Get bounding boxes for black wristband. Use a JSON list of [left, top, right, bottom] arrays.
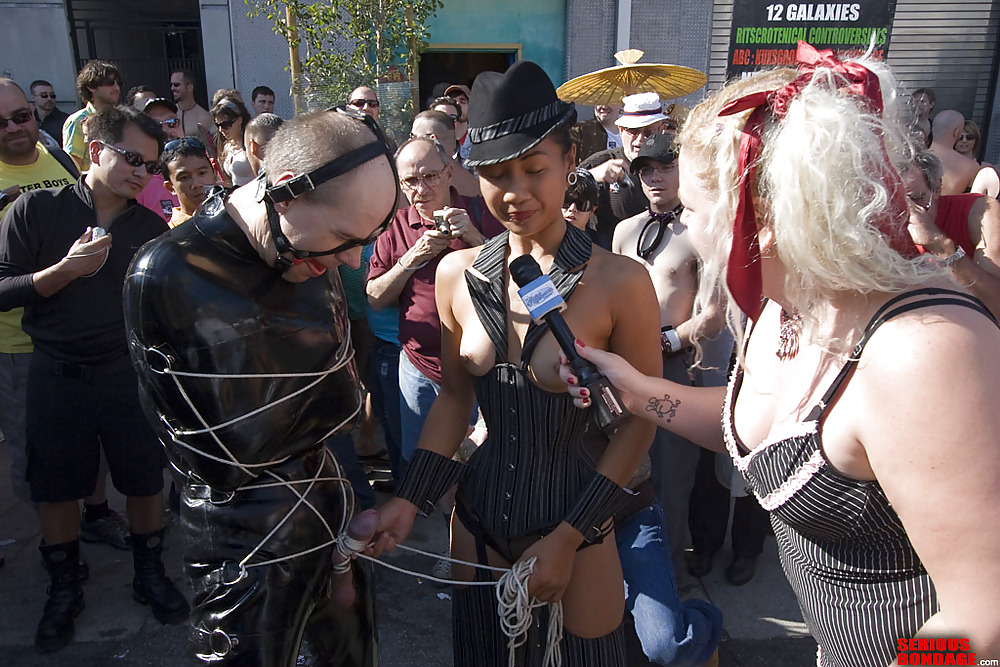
[[396, 449, 466, 516], [563, 472, 632, 544]]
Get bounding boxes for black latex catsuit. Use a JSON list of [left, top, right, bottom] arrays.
[[122, 190, 376, 666], [452, 223, 626, 666]]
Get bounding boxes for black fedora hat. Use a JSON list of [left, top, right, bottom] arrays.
[[466, 61, 576, 167]]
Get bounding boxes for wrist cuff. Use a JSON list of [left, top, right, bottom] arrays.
[[660, 326, 683, 354], [396, 449, 465, 515], [563, 473, 632, 544]]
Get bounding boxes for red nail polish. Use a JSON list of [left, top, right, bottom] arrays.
[[580, 388, 590, 397], [575, 338, 586, 348], [567, 376, 576, 385]]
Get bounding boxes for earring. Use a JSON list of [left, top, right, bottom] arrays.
[[567, 171, 578, 186]]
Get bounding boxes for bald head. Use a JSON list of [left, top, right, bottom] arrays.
[[0, 78, 39, 164], [411, 110, 457, 154], [264, 109, 391, 205], [932, 110, 965, 144], [347, 86, 379, 120]]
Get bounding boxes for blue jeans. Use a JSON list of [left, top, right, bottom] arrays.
[[370, 337, 403, 483], [617, 501, 723, 666], [398, 351, 440, 464], [326, 434, 376, 510]]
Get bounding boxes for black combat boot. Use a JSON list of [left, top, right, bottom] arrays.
[[131, 529, 189, 624], [35, 540, 85, 653]]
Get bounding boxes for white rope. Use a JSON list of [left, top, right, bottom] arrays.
[[344, 547, 563, 663], [496, 556, 563, 667]]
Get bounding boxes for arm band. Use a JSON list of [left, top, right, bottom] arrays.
[[396, 448, 466, 516], [563, 472, 632, 544]]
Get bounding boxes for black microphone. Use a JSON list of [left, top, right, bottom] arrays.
[[509, 254, 628, 434]]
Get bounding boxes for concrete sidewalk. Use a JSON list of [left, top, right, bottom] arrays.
[[0, 440, 816, 666]]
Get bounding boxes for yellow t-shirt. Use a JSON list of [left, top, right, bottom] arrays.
[[0, 143, 76, 353]]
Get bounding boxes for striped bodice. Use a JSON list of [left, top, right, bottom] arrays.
[[723, 289, 994, 667], [460, 225, 599, 539]]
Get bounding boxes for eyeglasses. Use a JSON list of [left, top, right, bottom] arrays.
[[637, 164, 677, 182], [169, 82, 183, 88], [100, 142, 162, 175], [164, 137, 206, 152], [0, 111, 34, 130], [562, 197, 594, 212], [907, 189, 935, 211], [400, 170, 444, 190], [215, 119, 236, 131], [348, 99, 380, 109], [37, 93, 57, 99], [264, 106, 398, 264], [958, 133, 976, 142], [158, 118, 180, 129]]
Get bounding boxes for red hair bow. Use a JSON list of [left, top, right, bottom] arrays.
[[716, 41, 915, 321]]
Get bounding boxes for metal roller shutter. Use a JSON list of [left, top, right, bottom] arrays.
[[709, 1, 998, 117], [886, 0, 999, 123]]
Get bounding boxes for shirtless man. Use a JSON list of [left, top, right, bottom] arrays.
[[611, 134, 725, 566], [904, 150, 1000, 320], [930, 110, 981, 195]]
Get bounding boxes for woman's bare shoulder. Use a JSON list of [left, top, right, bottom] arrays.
[[855, 292, 1000, 417], [436, 245, 482, 278]]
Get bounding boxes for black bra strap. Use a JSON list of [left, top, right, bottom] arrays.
[[805, 288, 995, 421]]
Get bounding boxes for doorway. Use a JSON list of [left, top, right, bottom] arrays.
[[66, 0, 207, 107], [418, 48, 519, 109]]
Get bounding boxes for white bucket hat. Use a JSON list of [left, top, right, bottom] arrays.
[[615, 92, 668, 129]]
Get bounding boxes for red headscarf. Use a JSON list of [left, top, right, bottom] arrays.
[[716, 41, 917, 321]]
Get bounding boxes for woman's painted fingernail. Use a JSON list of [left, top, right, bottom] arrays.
[[567, 376, 576, 385], [575, 338, 586, 348], [582, 398, 591, 407], [580, 388, 590, 397]]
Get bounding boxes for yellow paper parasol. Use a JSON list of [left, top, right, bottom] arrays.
[[556, 50, 707, 106]]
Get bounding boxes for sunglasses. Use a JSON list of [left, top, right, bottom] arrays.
[[37, 93, 57, 99], [164, 137, 206, 152], [958, 133, 976, 142], [158, 118, 181, 129], [100, 142, 162, 175], [348, 99, 380, 109], [215, 118, 236, 131], [0, 110, 34, 130], [562, 197, 594, 212]]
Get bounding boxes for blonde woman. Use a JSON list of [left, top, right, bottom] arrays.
[[561, 43, 1000, 666]]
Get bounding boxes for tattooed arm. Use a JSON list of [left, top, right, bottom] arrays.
[[558, 340, 728, 453]]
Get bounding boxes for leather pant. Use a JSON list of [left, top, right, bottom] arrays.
[[182, 447, 376, 666]]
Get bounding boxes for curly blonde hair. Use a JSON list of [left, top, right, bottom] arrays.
[[677, 58, 941, 348]]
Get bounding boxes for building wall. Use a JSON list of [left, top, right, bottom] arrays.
[[427, 0, 566, 89], [224, 1, 298, 119], [0, 1, 78, 112], [564, 0, 714, 119]]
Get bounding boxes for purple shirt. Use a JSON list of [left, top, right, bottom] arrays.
[[369, 190, 504, 384]]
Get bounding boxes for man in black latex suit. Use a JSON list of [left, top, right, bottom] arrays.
[[122, 108, 399, 666]]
